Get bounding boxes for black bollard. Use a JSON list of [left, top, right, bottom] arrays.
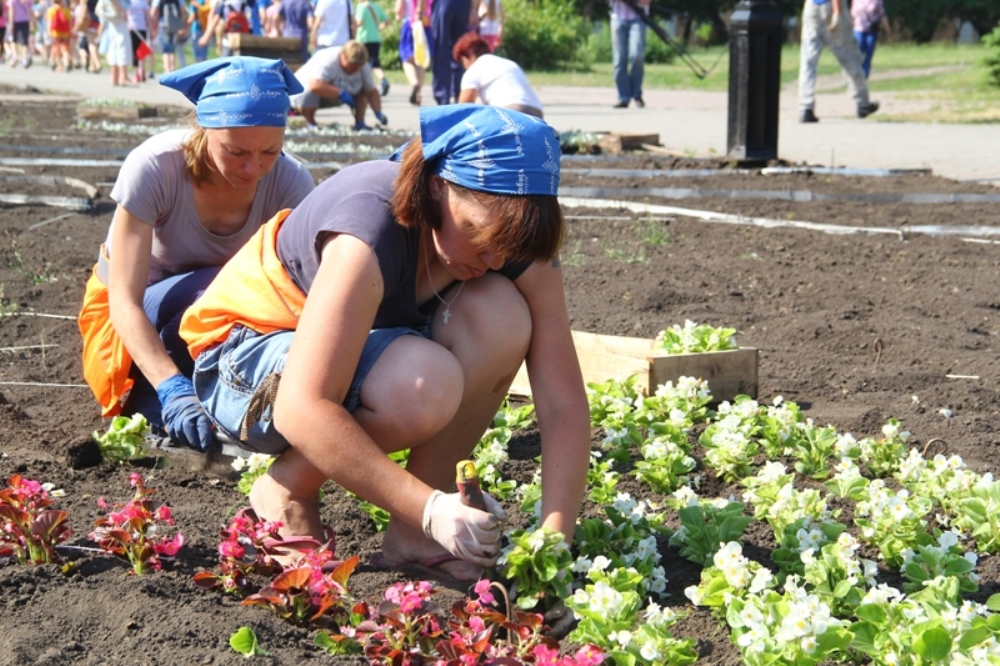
[[726, 0, 782, 163]]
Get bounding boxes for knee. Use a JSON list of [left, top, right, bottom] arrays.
[[393, 346, 464, 438], [459, 274, 531, 364]]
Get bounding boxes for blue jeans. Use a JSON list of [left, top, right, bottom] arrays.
[[854, 30, 878, 79], [612, 17, 646, 103], [123, 267, 221, 430], [192, 324, 427, 454]]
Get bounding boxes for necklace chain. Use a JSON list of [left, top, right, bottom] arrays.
[[423, 238, 465, 324]]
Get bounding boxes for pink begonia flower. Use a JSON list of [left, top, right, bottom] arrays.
[[574, 645, 605, 665], [459, 654, 477, 666], [128, 472, 143, 487], [533, 644, 560, 666], [468, 615, 486, 633], [399, 591, 424, 614], [219, 540, 245, 559], [154, 505, 174, 524], [97, 496, 109, 510], [474, 579, 495, 605], [154, 532, 184, 557]]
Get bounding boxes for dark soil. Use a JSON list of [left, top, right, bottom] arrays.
[[1, 88, 999, 666]]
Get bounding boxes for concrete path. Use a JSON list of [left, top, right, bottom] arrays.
[[1, 62, 997, 185]]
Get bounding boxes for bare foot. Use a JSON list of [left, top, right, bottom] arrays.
[[248, 472, 325, 541]]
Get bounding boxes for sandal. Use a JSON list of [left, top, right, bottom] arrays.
[[369, 550, 482, 590]]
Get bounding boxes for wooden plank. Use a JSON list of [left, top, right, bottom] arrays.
[[509, 331, 758, 403], [226, 34, 306, 69], [598, 132, 660, 155], [77, 105, 158, 120]]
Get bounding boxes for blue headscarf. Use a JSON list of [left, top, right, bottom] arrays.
[[159, 57, 303, 128], [419, 104, 560, 196]]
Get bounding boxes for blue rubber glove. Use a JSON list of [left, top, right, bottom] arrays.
[[338, 89, 355, 107], [374, 110, 388, 125], [156, 374, 214, 451]]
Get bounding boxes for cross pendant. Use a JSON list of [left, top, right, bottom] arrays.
[[442, 306, 452, 324]]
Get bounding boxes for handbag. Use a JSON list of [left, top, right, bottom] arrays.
[[411, 18, 430, 68]]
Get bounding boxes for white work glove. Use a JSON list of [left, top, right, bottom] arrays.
[[421, 489, 506, 567]]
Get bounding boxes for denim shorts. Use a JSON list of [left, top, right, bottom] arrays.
[[193, 323, 427, 454]]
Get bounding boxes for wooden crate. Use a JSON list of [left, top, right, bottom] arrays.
[[509, 331, 758, 403], [226, 34, 306, 70]]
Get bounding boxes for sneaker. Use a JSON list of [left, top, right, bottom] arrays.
[[353, 122, 373, 131], [613, 100, 629, 109], [380, 77, 390, 97], [799, 109, 819, 123], [305, 122, 319, 133], [634, 96, 645, 108], [857, 101, 879, 118]]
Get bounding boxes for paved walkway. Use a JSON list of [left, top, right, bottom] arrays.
[[2, 63, 997, 185]]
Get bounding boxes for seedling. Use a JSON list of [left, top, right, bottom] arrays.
[[89, 473, 184, 574], [229, 626, 269, 657], [0, 474, 72, 565], [93, 413, 150, 463]]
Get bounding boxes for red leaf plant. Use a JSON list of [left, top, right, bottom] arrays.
[[242, 552, 361, 626], [193, 509, 287, 596], [320, 578, 605, 665], [89, 472, 184, 575], [0, 473, 72, 565]]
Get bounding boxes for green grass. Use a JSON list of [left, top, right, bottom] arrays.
[[525, 42, 999, 123]]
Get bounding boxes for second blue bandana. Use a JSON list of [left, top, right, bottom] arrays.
[[420, 104, 560, 196]]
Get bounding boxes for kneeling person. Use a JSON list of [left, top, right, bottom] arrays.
[[290, 40, 388, 131]]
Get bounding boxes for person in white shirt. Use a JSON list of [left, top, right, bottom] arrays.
[[454, 31, 541, 118], [310, 0, 350, 50], [290, 39, 387, 130]]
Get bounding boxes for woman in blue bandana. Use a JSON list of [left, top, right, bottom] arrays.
[[78, 56, 315, 453], [179, 104, 590, 587]]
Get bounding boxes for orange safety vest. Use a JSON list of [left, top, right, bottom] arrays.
[[180, 209, 306, 359], [78, 256, 134, 417]]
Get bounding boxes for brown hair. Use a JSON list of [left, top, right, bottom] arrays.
[[452, 31, 490, 63], [392, 140, 564, 264], [181, 112, 212, 186]]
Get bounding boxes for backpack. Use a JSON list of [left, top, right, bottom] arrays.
[[160, 0, 185, 32], [224, 2, 250, 33], [50, 6, 72, 33]]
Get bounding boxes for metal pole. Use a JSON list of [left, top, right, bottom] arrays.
[[726, 0, 783, 162]]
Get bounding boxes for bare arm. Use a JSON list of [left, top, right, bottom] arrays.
[[458, 88, 478, 104], [272, 233, 435, 530], [515, 258, 591, 541], [107, 207, 185, 391]]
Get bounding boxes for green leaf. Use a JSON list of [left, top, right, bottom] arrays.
[[913, 626, 952, 661], [230, 626, 268, 657]]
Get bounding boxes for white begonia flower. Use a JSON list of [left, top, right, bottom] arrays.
[[589, 581, 624, 615], [964, 551, 979, 566], [861, 583, 904, 605], [736, 626, 768, 651], [573, 556, 593, 574], [590, 555, 611, 573], [608, 630, 632, 648], [639, 641, 661, 662], [834, 432, 858, 455], [613, 493, 638, 515], [672, 485, 698, 506], [714, 541, 744, 568], [938, 530, 960, 550], [801, 635, 818, 654], [757, 461, 788, 482], [800, 548, 816, 566], [749, 566, 774, 594], [684, 585, 702, 605], [231, 456, 248, 471]]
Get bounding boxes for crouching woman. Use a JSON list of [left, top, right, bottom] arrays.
[[179, 105, 591, 583]]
